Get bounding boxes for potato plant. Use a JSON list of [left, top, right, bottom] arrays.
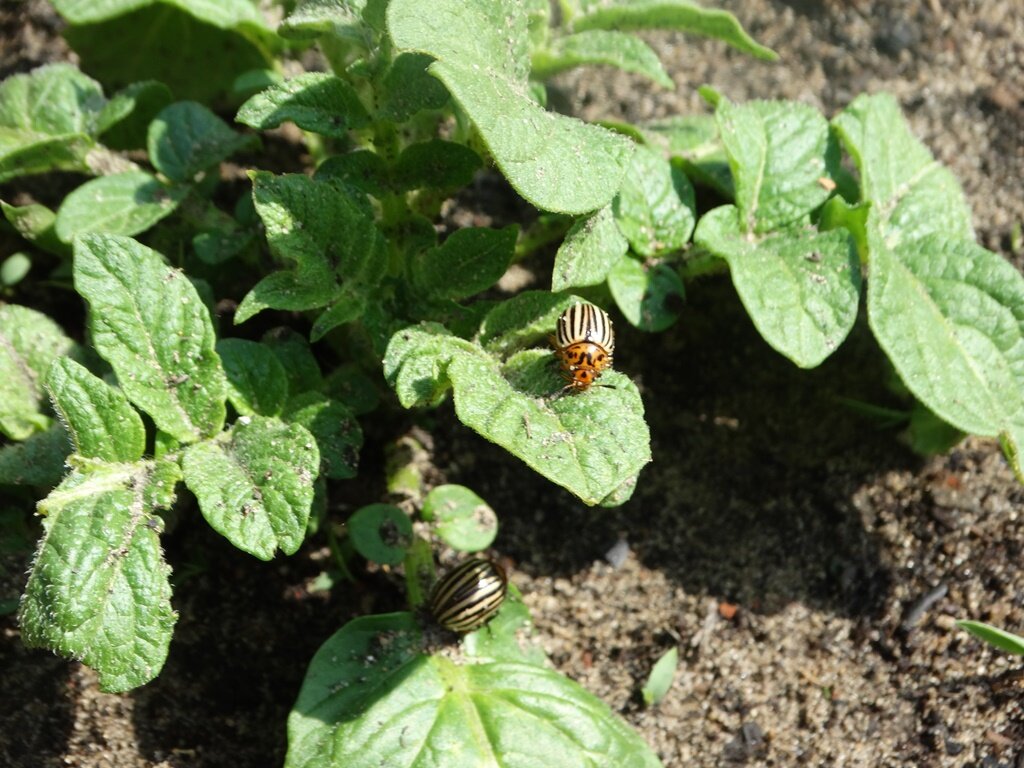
[[1, 0, 1022, 765]]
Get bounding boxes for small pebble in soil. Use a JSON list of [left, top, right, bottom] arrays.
[[722, 721, 767, 763], [900, 583, 949, 630], [604, 538, 630, 569]]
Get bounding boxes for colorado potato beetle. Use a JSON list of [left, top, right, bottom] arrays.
[[429, 558, 508, 633], [552, 302, 615, 392]]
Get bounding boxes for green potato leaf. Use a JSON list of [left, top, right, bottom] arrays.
[[1, 200, 68, 257], [384, 327, 650, 506], [832, 92, 974, 249], [387, 0, 634, 214], [0, 63, 106, 181], [715, 96, 836, 233], [286, 613, 663, 768], [55, 171, 188, 241], [391, 140, 482, 192], [572, 0, 776, 61], [148, 101, 259, 183], [0, 304, 82, 440], [607, 253, 686, 333], [413, 226, 517, 301], [54, 0, 274, 105], [217, 338, 290, 417], [73, 234, 227, 443], [834, 94, 1024, 479], [46, 357, 146, 463], [613, 144, 695, 257], [236, 73, 370, 138], [641, 114, 733, 197], [284, 392, 363, 480], [182, 416, 320, 560], [347, 504, 412, 565], [552, 205, 628, 292], [868, 237, 1024, 480], [237, 172, 380, 324], [19, 463, 179, 692], [378, 52, 451, 122], [421, 484, 498, 552], [531, 30, 673, 88], [694, 205, 861, 367], [279, 0, 373, 41]]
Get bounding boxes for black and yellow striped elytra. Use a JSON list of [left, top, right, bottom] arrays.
[[552, 302, 615, 392], [428, 558, 507, 633]]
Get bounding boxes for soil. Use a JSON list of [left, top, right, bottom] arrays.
[[2, 1, 1024, 767]]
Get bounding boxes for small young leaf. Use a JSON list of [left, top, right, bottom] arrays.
[[182, 416, 320, 560], [421, 484, 498, 551], [148, 101, 259, 183], [46, 357, 145, 463], [867, 236, 1024, 478], [347, 504, 412, 565], [0, 253, 31, 286], [531, 30, 673, 88], [378, 52, 451, 122], [310, 290, 369, 342], [573, 0, 776, 61], [56, 0, 273, 105], [55, 171, 188, 241], [19, 465, 177, 692], [694, 205, 861, 367], [388, 0, 634, 214], [552, 205, 629, 292], [607, 254, 685, 333], [413, 226, 517, 301], [236, 267, 340, 324], [0, 425, 70, 488], [716, 97, 835, 233], [236, 73, 370, 138], [237, 172, 379, 323], [391, 140, 482, 192], [0, 304, 81, 440], [1, 200, 68, 257], [832, 92, 973, 249], [0, 63, 105, 181], [641, 646, 678, 707], [73, 234, 227, 443], [286, 613, 664, 768], [284, 392, 363, 480], [217, 338, 289, 417], [613, 144, 695, 256], [957, 620, 1024, 656]]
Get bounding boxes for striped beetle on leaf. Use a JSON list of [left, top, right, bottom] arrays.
[[429, 557, 507, 633], [551, 302, 615, 392]]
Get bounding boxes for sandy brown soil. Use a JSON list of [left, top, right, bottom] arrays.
[[2, 1, 1024, 767]]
